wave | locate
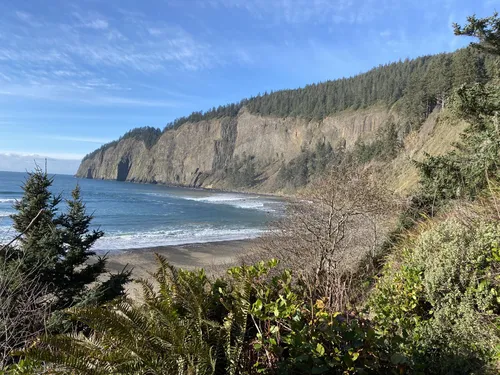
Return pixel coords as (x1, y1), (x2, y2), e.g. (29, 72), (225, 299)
(182, 194), (278, 212)
(0, 211), (12, 217)
(0, 198), (17, 203)
(92, 227), (263, 251)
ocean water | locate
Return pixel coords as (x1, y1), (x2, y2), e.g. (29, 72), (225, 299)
(0, 171), (284, 251)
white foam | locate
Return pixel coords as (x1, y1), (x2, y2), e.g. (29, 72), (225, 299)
(92, 227), (263, 251)
(0, 211), (12, 217)
(0, 198), (16, 203)
(182, 194), (278, 212)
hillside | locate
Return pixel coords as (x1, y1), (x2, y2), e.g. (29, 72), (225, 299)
(77, 48), (492, 193)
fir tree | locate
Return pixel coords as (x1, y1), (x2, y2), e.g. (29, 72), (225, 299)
(9, 169), (130, 312)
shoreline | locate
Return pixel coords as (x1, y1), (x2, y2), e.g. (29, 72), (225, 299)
(74, 174), (292, 200)
(105, 238), (260, 280)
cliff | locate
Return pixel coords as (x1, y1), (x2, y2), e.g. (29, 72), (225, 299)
(77, 106), (393, 192)
(77, 48), (492, 192)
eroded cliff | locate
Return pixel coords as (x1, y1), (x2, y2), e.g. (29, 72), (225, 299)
(77, 106), (393, 191)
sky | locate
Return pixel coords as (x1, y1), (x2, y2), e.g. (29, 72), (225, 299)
(0, 0), (497, 174)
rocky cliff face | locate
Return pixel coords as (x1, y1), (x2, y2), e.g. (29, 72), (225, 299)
(77, 106), (393, 191)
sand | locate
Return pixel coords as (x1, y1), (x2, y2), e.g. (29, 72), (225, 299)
(104, 239), (260, 298)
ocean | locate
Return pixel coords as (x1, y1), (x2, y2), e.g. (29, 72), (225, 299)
(0, 171), (284, 251)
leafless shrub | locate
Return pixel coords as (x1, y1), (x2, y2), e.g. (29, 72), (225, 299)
(250, 164), (400, 311)
(0, 248), (50, 370)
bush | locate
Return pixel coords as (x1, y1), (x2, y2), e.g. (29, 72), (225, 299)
(23, 258), (397, 374)
(369, 205), (500, 374)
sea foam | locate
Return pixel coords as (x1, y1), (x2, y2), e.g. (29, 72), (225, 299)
(0, 198), (16, 203)
(92, 227), (263, 251)
(182, 194), (277, 212)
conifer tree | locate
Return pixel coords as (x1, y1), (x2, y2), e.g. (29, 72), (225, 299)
(9, 168), (129, 312)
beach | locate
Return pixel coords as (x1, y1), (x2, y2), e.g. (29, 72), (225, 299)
(105, 239), (261, 298)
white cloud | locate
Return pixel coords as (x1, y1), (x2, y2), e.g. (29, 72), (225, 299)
(15, 11), (42, 26)
(15, 11), (32, 22)
(148, 27), (164, 36)
(0, 9), (224, 107)
(380, 30), (392, 37)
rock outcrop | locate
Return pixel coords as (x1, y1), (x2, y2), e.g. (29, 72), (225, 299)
(77, 106), (394, 191)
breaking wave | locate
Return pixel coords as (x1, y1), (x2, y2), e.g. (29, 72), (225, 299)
(93, 226), (263, 251)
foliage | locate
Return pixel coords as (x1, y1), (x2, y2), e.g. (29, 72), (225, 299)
(7, 170), (130, 311)
(0, 169), (130, 368)
(416, 12), (500, 205)
(369, 207), (500, 374)
(226, 154), (258, 187)
(23, 258), (398, 374)
(278, 141), (338, 188)
(353, 122), (400, 164)
(1, 358), (42, 375)
(249, 273), (389, 374)
(453, 12), (500, 57)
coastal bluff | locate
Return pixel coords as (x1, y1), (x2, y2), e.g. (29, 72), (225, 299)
(76, 106), (391, 191)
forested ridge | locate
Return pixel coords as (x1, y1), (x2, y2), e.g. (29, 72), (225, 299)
(3, 12), (500, 375)
(82, 47), (493, 162)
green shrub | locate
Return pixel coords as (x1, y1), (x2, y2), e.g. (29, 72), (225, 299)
(369, 214), (500, 374)
(23, 258), (397, 374)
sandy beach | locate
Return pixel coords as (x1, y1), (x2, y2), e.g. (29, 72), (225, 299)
(105, 239), (261, 297)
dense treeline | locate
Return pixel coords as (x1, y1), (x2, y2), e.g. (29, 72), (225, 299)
(82, 47), (493, 166)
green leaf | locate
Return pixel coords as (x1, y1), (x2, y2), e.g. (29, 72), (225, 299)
(315, 343), (325, 356)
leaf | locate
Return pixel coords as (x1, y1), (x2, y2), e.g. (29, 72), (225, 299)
(390, 352), (408, 365)
(315, 343), (325, 356)
(253, 299), (263, 311)
(315, 299), (325, 309)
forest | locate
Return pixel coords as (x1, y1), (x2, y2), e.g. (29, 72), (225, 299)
(1, 12), (500, 375)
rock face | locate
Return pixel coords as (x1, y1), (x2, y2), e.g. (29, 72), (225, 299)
(77, 106), (393, 191)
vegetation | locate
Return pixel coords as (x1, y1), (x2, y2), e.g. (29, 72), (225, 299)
(278, 141), (340, 188)
(20, 258), (395, 374)
(0, 169), (130, 369)
(82, 126), (161, 162)
(352, 122), (401, 164)
(226, 153), (258, 187)
(369, 202), (500, 373)
(3, 11), (500, 375)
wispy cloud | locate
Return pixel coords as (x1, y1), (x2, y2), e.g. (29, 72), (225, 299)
(15, 11), (42, 27)
(0, 151), (85, 160)
(0, 7), (227, 107)
(204, 0), (395, 25)
(72, 11), (109, 29)
(40, 135), (112, 144)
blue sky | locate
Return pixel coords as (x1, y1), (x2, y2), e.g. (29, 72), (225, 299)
(0, 0), (497, 174)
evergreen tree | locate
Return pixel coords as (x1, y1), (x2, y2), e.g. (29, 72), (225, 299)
(418, 12), (500, 202)
(10, 169), (62, 278)
(9, 169), (130, 312)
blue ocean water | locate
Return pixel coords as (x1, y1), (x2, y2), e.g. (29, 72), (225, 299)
(0, 171), (283, 251)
